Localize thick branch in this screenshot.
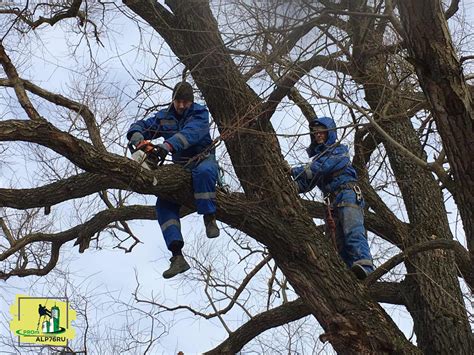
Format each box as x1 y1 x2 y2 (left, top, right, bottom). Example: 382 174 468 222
287 87 316 123
262 53 352 121
0 173 119 210
445 0 460 19
205 281 404 355
0 78 105 150
0 205 155 264
204 298 309 355
0 119 184 194
0 44 42 121
122 0 175 38
1 169 410 264
369 281 405 305
365 239 473 291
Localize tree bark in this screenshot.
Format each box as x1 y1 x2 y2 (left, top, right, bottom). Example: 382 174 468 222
123 0 419 353
347 1 473 353
398 0 474 260
1 1 472 353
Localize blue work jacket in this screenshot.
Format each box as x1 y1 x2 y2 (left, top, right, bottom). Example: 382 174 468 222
127 103 213 164
291 116 358 196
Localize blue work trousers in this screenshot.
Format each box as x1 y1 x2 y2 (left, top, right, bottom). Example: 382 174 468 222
156 154 218 251
331 189 374 272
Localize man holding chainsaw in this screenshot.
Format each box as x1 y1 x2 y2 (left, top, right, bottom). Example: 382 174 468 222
127 82 219 279
289 116 374 280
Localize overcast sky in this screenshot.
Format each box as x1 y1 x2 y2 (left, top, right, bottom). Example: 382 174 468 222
1 1 473 354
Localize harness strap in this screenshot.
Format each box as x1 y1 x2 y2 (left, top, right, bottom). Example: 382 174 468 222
324 197 338 252
325 182 358 201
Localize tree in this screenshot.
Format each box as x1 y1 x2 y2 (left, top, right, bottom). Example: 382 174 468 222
0 0 472 353
397 0 474 260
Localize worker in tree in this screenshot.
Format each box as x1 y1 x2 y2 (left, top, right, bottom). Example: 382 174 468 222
127 82 219 279
38 304 51 318
290 116 374 280
36 304 52 330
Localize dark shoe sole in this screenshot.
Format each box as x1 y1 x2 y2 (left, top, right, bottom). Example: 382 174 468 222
206 229 220 239
351 264 368 280
162 263 191 279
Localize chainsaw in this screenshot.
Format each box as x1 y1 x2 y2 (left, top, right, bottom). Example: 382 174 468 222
128 141 168 185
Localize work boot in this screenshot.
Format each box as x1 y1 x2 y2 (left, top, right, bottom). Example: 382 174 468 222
162 255 190 279
203 214 220 239
351 264 370 280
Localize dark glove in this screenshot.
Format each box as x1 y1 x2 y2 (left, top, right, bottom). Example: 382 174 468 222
155 142 172 160
129 132 145 146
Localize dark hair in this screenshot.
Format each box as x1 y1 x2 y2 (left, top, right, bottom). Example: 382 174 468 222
172 82 194 102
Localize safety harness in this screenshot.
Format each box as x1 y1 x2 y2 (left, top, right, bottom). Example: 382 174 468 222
324 197 338 251
324 182 363 252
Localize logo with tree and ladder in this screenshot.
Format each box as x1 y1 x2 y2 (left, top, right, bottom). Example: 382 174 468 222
10 295 76 347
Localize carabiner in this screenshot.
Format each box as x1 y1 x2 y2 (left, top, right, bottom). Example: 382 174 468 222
353 185 362 202
324 195 331 206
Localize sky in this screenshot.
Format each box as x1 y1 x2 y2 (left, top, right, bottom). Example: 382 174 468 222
0 1 473 354
0 5 293 353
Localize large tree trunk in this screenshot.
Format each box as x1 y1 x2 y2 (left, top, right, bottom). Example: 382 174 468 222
398 0 474 259
347 2 473 353
123 0 419 353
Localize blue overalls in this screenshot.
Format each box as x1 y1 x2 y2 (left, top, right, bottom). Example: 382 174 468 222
127 103 218 250
291 116 374 273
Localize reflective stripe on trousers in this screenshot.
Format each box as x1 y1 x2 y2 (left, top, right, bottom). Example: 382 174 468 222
156 197 183 251
192 153 218 215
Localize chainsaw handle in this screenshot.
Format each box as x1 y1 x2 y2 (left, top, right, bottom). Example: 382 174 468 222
155 145 167 166
128 140 152 153
128 141 167 167
128 142 138 154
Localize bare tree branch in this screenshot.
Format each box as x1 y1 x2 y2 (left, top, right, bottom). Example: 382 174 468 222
134 254 272 320
0 173 119 210
0 241 61 279
205 281 405 355
0 205 154 264
204 298 309 355
365 239 473 292
0 78 105 150
0 0 85 29
0 44 43 121
261 53 352 122
445 0 461 19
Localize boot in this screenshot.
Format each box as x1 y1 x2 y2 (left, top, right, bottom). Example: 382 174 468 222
162 255 190 279
203 214 220 239
351 264 369 280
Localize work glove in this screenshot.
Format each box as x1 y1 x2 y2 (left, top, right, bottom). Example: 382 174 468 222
129 132 145 146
